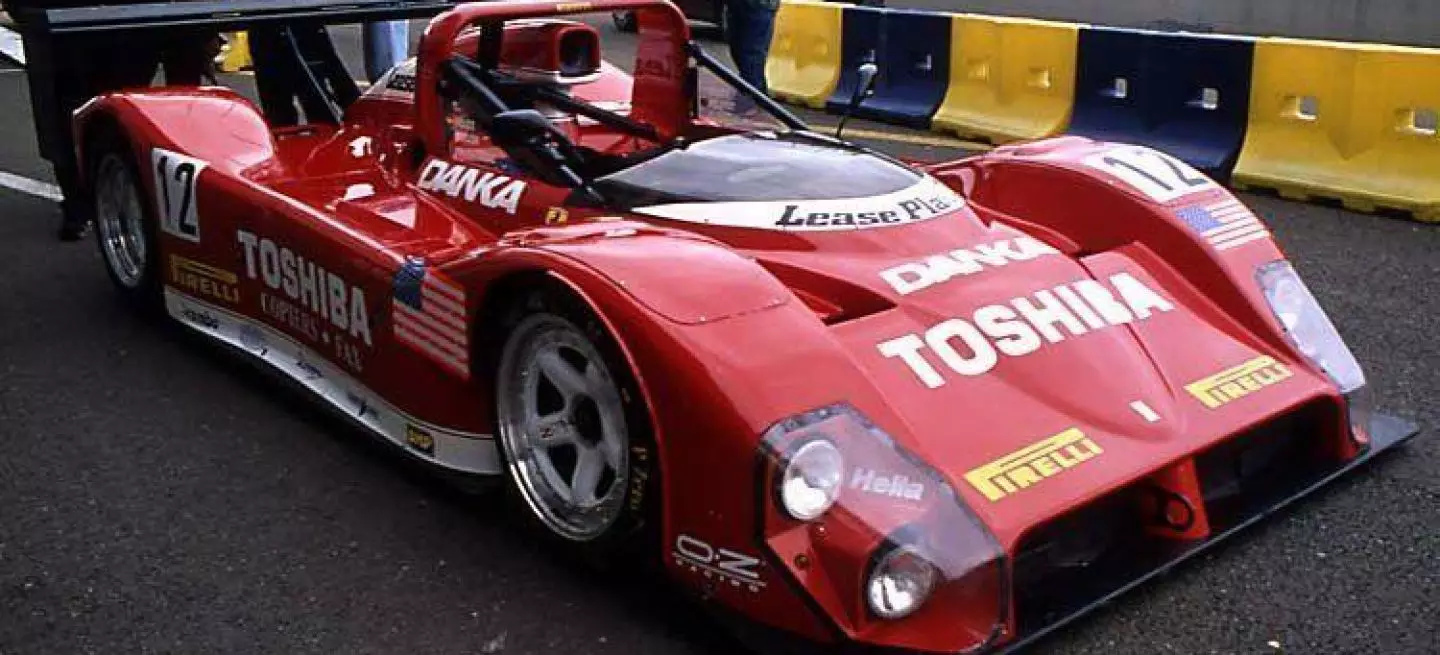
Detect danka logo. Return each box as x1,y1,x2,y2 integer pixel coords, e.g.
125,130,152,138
1185,356,1294,409
964,428,1104,502
878,272,1175,387
850,468,924,501
236,230,373,347
169,255,240,305
880,237,1061,295
417,159,527,214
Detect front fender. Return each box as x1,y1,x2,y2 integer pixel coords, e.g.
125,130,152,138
460,232,899,641
929,136,1294,354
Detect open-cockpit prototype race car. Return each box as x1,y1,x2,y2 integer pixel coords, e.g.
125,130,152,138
64,0,1418,652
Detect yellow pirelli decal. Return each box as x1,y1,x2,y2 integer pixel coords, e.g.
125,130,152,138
168,254,241,304
170,255,238,285
1185,356,1294,410
964,428,1104,502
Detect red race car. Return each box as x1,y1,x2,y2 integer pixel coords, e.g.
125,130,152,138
71,1,1416,652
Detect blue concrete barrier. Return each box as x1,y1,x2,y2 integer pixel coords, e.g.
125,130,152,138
1068,28,1256,178
862,9,952,127
825,5,883,114
825,7,950,128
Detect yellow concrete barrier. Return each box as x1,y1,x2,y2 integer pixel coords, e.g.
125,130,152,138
1233,39,1440,222
766,0,847,109
218,31,253,73
930,14,1080,144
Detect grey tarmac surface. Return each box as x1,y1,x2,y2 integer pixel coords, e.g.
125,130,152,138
0,17,1437,655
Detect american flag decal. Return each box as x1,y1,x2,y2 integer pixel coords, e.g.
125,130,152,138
392,258,470,379
1175,197,1271,251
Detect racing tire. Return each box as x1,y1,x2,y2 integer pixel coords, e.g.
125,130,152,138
611,11,638,33
492,282,660,563
87,127,163,311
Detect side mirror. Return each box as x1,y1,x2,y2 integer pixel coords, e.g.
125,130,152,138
488,109,594,193
852,62,880,108
836,62,880,140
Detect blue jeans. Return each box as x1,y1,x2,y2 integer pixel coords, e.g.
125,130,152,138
725,0,778,95
363,20,410,83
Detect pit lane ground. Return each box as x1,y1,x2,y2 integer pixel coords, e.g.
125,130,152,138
0,19,1436,655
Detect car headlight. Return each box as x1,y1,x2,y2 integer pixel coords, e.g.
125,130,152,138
866,545,939,619
780,439,844,521
758,404,1006,651
1257,261,1365,393
1257,261,1370,435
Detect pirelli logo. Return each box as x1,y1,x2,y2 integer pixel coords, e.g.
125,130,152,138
964,429,1104,502
1185,356,1293,410
169,254,240,305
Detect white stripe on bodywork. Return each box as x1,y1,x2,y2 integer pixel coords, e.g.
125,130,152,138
632,175,964,232
163,288,499,475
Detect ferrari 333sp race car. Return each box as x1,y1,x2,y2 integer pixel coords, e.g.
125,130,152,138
69,0,1418,652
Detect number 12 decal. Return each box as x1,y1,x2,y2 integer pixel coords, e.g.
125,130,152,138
1083,146,1217,204
151,148,208,243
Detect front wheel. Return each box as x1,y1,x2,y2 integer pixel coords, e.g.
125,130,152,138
493,284,659,556
89,130,162,309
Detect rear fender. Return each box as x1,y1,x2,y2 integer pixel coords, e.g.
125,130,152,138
74,89,279,181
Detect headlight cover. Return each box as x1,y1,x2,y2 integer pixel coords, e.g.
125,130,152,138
1257,261,1366,394
758,404,1006,652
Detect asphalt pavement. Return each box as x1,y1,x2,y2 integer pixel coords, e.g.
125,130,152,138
0,17,1437,655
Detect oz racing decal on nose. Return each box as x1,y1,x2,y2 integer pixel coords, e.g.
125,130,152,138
878,272,1174,387
632,176,964,231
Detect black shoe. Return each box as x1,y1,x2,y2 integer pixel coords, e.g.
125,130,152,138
58,220,91,242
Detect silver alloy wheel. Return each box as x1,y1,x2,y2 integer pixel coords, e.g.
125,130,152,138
94,153,148,289
497,313,630,542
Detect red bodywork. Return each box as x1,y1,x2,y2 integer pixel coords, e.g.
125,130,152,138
72,2,1386,652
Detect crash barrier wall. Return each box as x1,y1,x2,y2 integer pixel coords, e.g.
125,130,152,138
765,0,847,109
218,31,253,72
1232,39,1440,222
769,0,1440,222
1067,28,1255,177
930,15,1080,144
850,9,951,128
824,5,883,115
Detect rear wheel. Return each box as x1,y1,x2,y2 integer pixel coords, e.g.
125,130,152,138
89,130,162,309
493,284,658,555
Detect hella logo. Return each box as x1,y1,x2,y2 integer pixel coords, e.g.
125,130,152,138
850,468,924,501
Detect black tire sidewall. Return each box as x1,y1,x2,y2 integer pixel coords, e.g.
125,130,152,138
88,130,164,311
493,282,660,561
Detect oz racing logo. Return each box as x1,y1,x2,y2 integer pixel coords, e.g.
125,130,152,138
673,535,765,593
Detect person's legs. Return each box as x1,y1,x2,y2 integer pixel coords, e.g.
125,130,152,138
362,20,409,83
724,0,776,95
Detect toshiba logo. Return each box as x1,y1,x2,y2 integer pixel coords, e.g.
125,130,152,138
878,272,1174,387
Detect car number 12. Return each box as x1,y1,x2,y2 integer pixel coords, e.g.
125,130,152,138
1083,146,1217,203
152,148,208,243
